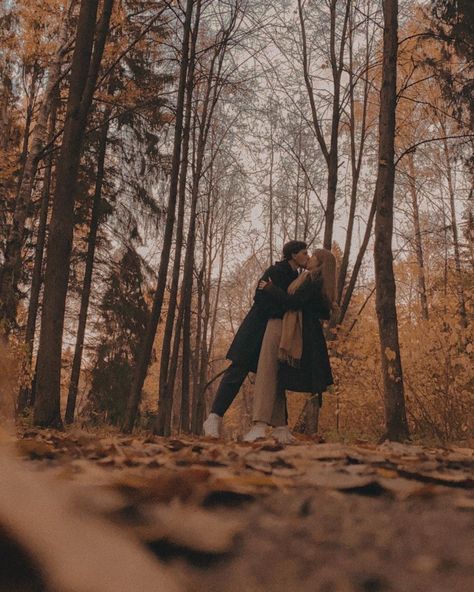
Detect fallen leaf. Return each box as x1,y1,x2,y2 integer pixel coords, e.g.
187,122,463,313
137,501,244,555
16,439,56,459
0,454,182,592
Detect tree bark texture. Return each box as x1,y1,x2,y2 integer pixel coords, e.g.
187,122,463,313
179,18,233,433
337,6,370,305
298,0,350,251
123,0,195,433
0,13,73,330
34,0,113,428
65,115,110,424
373,0,409,442
442,134,468,328
407,153,429,320
154,0,201,437
17,97,59,413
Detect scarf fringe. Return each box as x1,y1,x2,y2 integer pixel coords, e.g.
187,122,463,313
278,349,302,368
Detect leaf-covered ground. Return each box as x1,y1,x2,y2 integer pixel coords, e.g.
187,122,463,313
1,429,473,592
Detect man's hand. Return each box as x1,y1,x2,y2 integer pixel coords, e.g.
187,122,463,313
258,278,272,290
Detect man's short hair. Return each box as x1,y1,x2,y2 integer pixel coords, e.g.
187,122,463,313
282,240,307,260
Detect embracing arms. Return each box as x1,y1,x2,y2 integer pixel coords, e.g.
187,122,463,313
261,277,331,320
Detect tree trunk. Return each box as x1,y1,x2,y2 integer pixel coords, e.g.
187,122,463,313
17,96,59,413
337,7,369,303
442,134,468,328
298,0,349,251
294,395,320,435
0,15,73,330
373,0,409,442
191,181,212,434
179,168,200,434
338,196,376,324
179,20,231,432
407,152,429,320
123,0,194,434
154,0,200,437
15,64,40,196
34,0,113,428
65,115,110,424
269,121,274,265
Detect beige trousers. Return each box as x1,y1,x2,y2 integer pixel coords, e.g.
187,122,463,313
252,319,287,427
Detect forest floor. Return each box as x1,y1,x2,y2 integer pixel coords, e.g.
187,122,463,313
0,428,473,592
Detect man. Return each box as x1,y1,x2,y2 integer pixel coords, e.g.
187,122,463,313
203,240,309,438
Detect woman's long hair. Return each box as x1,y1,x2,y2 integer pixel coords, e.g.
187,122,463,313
288,248,337,310
310,248,337,309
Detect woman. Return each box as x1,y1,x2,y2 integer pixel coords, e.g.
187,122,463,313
243,249,336,443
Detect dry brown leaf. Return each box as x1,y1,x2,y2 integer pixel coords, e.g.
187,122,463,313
16,438,56,459
0,454,182,592
452,495,474,510
211,474,280,493
376,467,399,479
111,468,211,503
137,501,244,555
302,464,381,491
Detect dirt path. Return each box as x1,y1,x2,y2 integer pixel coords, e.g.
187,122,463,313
1,431,473,592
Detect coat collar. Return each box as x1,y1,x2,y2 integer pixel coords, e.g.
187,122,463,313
275,259,299,278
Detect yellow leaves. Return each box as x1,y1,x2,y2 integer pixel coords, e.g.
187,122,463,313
384,347,397,361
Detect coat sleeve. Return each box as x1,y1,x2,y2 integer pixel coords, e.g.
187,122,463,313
260,279,311,310
252,265,301,313
262,278,332,319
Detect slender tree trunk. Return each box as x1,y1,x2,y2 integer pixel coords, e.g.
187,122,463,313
294,127,302,238
442,135,468,328
0,15,73,330
34,0,113,428
15,64,40,196
205,221,226,369
179,170,200,434
65,116,110,424
269,122,274,265
337,8,369,303
298,0,349,251
179,19,232,432
154,0,200,437
123,0,194,433
373,0,409,442
191,183,212,434
17,96,59,413
339,196,376,324
164,299,185,434
407,153,429,320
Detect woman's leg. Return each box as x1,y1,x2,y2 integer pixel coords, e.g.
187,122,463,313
269,383,287,427
252,319,282,424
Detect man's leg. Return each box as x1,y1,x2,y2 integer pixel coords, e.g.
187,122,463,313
210,362,248,417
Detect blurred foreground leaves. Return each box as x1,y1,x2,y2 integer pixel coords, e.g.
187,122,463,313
0,431,473,591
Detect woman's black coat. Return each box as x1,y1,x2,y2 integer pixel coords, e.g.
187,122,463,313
266,277,334,395
226,260,299,373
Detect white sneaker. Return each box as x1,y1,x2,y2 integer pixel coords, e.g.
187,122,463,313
272,426,296,444
203,413,222,438
243,422,268,442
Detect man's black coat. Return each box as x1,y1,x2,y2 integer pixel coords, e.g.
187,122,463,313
226,260,299,373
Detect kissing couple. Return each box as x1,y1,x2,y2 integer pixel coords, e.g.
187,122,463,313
203,240,336,443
